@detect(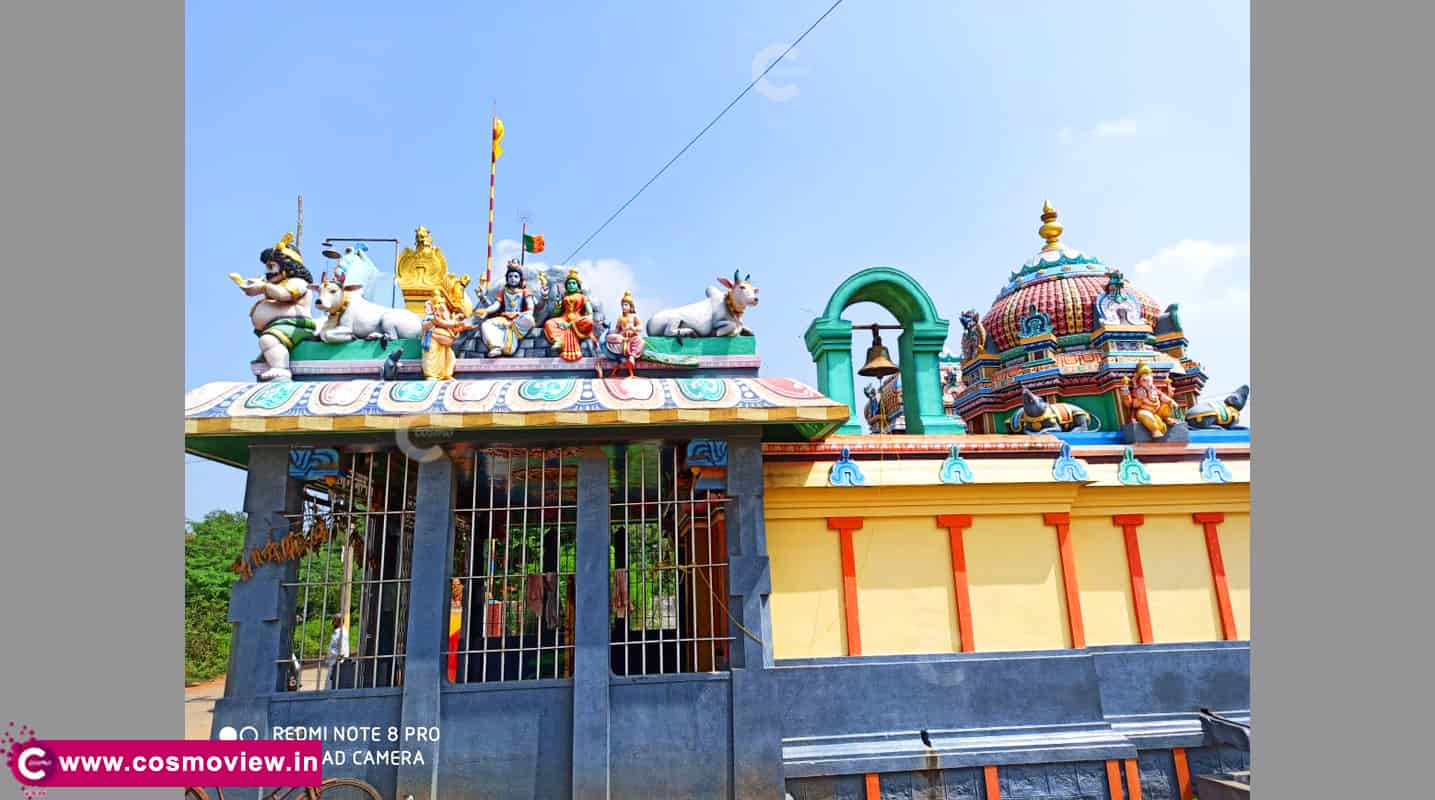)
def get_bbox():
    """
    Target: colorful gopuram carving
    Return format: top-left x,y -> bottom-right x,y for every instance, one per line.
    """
952,203 -> 1215,442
